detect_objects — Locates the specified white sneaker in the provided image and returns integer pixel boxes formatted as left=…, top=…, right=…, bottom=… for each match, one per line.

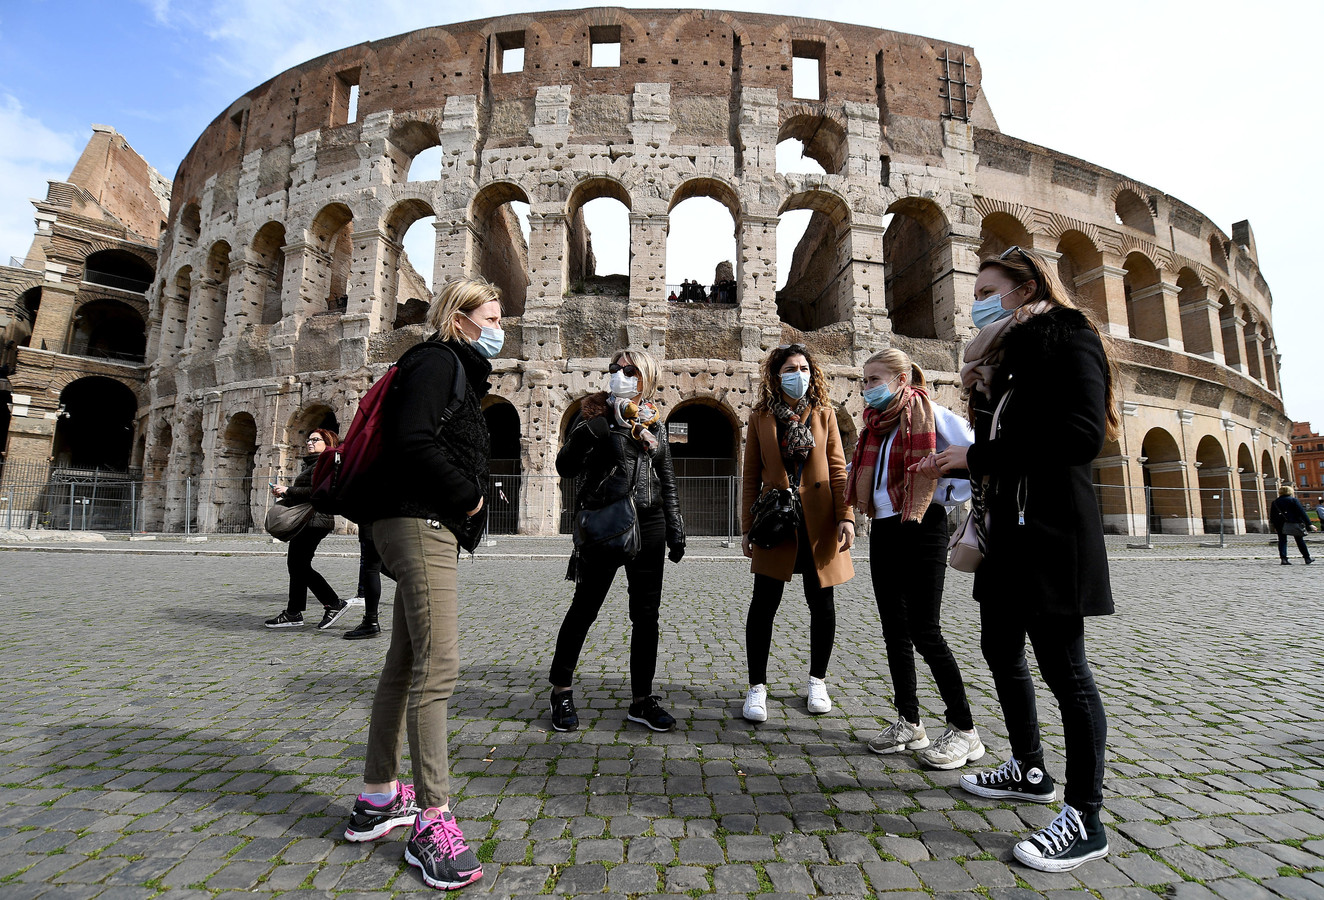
left=917, top=724, right=986, bottom=770
left=743, top=684, right=768, bottom=722
left=868, top=718, right=929, bottom=754
left=806, top=676, right=832, bottom=714
left=347, top=596, right=365, bottom=606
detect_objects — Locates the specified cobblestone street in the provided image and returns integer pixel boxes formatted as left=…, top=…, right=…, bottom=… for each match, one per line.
left=2, top=539, right=1323, bottom=899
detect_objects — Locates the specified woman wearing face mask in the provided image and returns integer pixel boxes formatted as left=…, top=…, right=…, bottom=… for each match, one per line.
left=548, top=347, right=686, bottom=733
left=849, top=349, right=982, bottom=769
left=740, top=343, right=854, bottom=722
left=912, top=246, right=1118, bottom=872
left=342, top=278, right=502, bottom=892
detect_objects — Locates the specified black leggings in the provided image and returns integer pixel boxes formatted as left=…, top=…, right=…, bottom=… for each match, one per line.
left=981, top=607, right=1107, bottom=814
left=550, top=506, right=667, bottom=698
left=871, top=504, right=973, bottom=730
left=745, top=525, right=835, bottom=685
left=357, top=525, right=383, bottom=619
left=1278, top=531, right=1312, bottom=562
left=286, top=526, right=338, bottom=613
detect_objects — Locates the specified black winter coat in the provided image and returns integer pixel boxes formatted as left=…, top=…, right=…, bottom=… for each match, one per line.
left=558, top=392, right=685, bottom=549
left=284, top=454, right=335, bottom=531
left=1269, top=495, right=1310, bottom=531
left=366, top=337, right=492, bottom=540
left=965, top=306, right=1115, bottom=617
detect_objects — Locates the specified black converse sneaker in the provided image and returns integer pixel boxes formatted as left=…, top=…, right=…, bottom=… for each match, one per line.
left=344, top=783, right=420, bottom=842
left=1013, top=804, right=1109, bottom=871
left=550, top=690, right=579, bottom=732
left=626, top=695, right=676, bottom=732
left=960, top=756, right=1056, bottom=803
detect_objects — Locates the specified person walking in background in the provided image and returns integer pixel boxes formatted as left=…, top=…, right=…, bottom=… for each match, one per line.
left=548, top=347, right=686, bottom=733
left=1270, top=484, right=1314, bottom=565
left=265, top=428, right=352, bottom=630
left=915, top=246, right=1117, bottom=872
left=849, top=348, right=983, bottom=769
left=741, top=343, right=854, bottom=722
left=344, top=522, right=386, bottom=639
left=342, top=278, right=502, bottom=891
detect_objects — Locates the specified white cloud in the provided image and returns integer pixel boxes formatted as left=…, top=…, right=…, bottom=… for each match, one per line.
left=0, top=95, right=81, bottom=262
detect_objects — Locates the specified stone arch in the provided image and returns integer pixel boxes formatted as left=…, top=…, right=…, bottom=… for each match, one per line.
left=67, top=298, right=147, bottom=362
left=1261, top=448, right=1277, bottom=519
left=51, top=376, right=139, bottom=471
left=566, top=177, right=632, bottom=290
left=1209, top=233, right=1229, bottom=272
left=309, top=202, right=355, bottom=313
left=1140, top=427, right=1188, bottom=534
left=251, top=221, right=287, bottom=327
left=1195, top=435, right=1231, bottom=535
left=1113, top=187, right=1155, bottom=235
left=1122, top=250, right=1164, bottom=343
left=668, top=178, right=741, bottom=304
left=1055, top=229, right=1106, bottom=321
left=558, top=8, right=647, bottom=47
left=1175, top=266, right=1217, bottom=358
left=387, top=117, right=443, bottom=183
left=777, top=189, right=854, bottom=331
left=216, top=411, right=258, bottom=533
left=483, top=397, right=522, bottom=534
left=659, top=10, right=753, bottom=48
left=470, top=182, right=532, bottom=317
left=189, top=241, right=231, bottom=353
left=1237, top=443, right=1263, bottom=532
left=666, top=396, right=741, bottom=535
left=82, top=249, right=154, bottom=293
left=884, top=196, right=950, bottom=339
left=777, top=111, right=848, bottom=174
left=383, top=197, right=438, bottom=326
left=977, top=211, right=1031, bottom=261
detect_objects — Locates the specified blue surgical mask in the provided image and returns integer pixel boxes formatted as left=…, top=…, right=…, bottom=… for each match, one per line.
left=780, top=370, right=810, bottom=400
left=972, top=283, right=1026, bottom=329
left=863, top=382, right=896, bottom=410
left=465, top=314, right=504, bottom=358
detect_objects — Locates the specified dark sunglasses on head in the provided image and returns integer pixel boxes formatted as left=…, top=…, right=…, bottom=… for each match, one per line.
left=776, top=343, right=808, bottom=353
left=999, top=245, right=1033, bottom=263
left=608, top=363, right=640, bottom=377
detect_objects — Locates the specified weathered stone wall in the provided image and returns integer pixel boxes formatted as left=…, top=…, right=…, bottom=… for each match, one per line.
left=137, top=8, right=1290, bottom=536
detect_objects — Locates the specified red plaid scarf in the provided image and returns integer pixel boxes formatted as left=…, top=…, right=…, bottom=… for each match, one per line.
left=847, top=385, right=938, bottom=522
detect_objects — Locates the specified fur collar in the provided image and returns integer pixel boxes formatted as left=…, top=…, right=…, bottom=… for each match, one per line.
left=579, top=391, right=611, bottom=421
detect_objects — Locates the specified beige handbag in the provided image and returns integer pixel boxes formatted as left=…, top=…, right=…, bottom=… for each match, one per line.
left=948, top=389, right=1013, bottom=572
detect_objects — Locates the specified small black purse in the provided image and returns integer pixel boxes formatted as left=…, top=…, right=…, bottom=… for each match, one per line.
left=748, top=459, right=805, bottom=549
left=569, top=456, right=644, bottom=577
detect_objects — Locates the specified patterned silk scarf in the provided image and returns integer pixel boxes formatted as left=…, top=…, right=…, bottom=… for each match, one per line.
left=768, top=395, right=815, bottom=463
left=847, top=384, right=938, bottom=522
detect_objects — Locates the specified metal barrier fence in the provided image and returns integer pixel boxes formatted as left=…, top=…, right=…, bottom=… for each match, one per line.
left=0, top=461, right=1299, bottom=539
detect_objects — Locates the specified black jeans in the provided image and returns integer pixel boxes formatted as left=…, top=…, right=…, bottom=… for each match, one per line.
left=357, top=525, right=383, bottom=620
left=980, top=606, right=1107, bottom=814
left=871, top=504, right=974, bottom=730
left=286, top=526, right=338, bottom=613
left=550, top=505, right=666, bottom=698
left=1278, top=530, right=1312, bottom=561
left=746, top=524, right=835, bottom=685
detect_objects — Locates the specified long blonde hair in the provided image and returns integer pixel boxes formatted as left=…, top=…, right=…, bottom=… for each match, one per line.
left=427, top=277, right=503, bottom=342
left=978, top=247, right=1121, bottom=442
left=863, top=347, right=926, bottom=390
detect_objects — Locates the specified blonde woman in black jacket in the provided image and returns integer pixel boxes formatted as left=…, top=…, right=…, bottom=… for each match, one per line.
left=916, top=246, right=1118, bottom=873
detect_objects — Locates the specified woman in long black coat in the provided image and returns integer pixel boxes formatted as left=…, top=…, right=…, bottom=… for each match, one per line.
left=1269, top=484, right=1314, bottom=565
left=917, top=245, right=1119, bottom=873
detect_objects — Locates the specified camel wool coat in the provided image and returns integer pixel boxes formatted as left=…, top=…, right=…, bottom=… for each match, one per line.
left=741, top=405, right=855, bottom=587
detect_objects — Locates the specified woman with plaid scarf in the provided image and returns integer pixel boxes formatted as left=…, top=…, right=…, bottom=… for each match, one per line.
left=849, top=348, right=982, bottom=769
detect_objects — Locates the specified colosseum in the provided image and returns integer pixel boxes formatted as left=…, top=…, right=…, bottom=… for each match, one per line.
left=0, top=8, right=1294, bottom=537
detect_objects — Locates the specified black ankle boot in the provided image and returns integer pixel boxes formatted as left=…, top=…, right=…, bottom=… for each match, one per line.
left=344, top=619, right=381, bottom=640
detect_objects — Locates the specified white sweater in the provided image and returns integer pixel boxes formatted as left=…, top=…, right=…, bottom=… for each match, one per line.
left=871, top=403, right=976, bottom=519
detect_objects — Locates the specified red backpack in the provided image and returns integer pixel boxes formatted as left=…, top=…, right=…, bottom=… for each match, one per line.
left=310, top=342, right=465, bottom=523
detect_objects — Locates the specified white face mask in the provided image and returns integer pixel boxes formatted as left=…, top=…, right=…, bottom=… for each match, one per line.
left=607, top=371, right=638, bottom=398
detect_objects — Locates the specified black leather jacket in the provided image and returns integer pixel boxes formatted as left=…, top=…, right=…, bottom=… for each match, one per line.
left=557, top=393, right=685, bottom=549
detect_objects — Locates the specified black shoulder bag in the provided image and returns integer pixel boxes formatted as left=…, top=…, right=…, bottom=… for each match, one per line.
left=748, top=458, right=805, bottom=550
left=568, top=450, right=643, bottom=580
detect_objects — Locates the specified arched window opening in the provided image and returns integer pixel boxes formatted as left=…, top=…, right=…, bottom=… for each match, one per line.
left=1140, top=428, right=1186, bottom=534
left=251, top=222, right=287, bottom=327
left=83, top=250, right=153, bottom=294
left=483, top=399, right=522, bottom=535
left=179, top=203, right=201, bottom=245
left=1237, top=444, right=1263, bottom=532
left=667, top=184, right=738, bottom=305
left=68, top=299, right=146, bottom=362
left=471, top=183, right=532, bottom=318
left=385, top=199, right=437, bottom=330
left=309, top=204, right=353, bottom=313
left=191, top=242, right=231, bottom=352
left=15, top=287, right=40, bottom=349
left=1261, top=449, right=1277, bottom=522
left=385, top=119, right=443, bottom=183
left=976, top=212, right=1030, bottom=261
left=1242, top=311, right=1263, bottom=381
left=1195, top=436, right=1231, bottom=536
left=666, top=400, right=739, bottom=535
left=51, top=376, right=138, bottom=470
left=567, top=179, right=631, bottom=296
left=1055, top=230, right=1106, bottom=322
left=883, top=198, right=947, bottom=339
left=1114, top=189, right=1154, bottom=235
left=777, top=114, right=845, bottom=175
left=1175, top=268, right=1215, bottom=358
left=1122, top=252, right=1164, bottom=343
left=216, top=412, right=258, bottom=533
left=1217, top=292, right=1240, bottom=369
left=407, top=147, right=442, bottom=182
left=1209, top=233, right=1229, bottom=272
left=776, top=190, right=853, bottom=332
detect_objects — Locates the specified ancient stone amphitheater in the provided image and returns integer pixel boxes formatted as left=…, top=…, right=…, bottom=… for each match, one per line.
left=140, top=8, right=1291, bottom=536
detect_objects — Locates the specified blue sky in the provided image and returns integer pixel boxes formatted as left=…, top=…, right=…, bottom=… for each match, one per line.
left=2, top=0, right=1320, bottom=427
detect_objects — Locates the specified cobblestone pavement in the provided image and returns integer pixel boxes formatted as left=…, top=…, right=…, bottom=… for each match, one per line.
left=2, top=544, right=1323, bottom=899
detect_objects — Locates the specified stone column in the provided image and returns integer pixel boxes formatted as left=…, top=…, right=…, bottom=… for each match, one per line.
left=847, top=220, right=890, bottom=353
left=435, top=215, right=478, bottom=285
left=737, top=214, right=780, bottom=361
left=1128, top=279, right=1184, bottom=350
left=1244, top=325, right=1264, bottom=382
left=182, top=270, right=215, bottom=355
left=346, top=226, right=395, bottom=332
left=736, top=88, right=779, bottom=179
left=627, top=213, right=669, bottom=353
left=1073, top=261, right=1130, bottom=339
left=29, top=281, right=76, bottom=353
left=937, top=233, right=982, bottom=342
left=1178, top=288, right=1223, bottom=363
left=195, top=392, right=224, bottom=532
left=521, top=212, right=567, bottom=360
left=222, top=246, right=264, bottom=342
left=1221, top=312, right=1247, bottom=374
